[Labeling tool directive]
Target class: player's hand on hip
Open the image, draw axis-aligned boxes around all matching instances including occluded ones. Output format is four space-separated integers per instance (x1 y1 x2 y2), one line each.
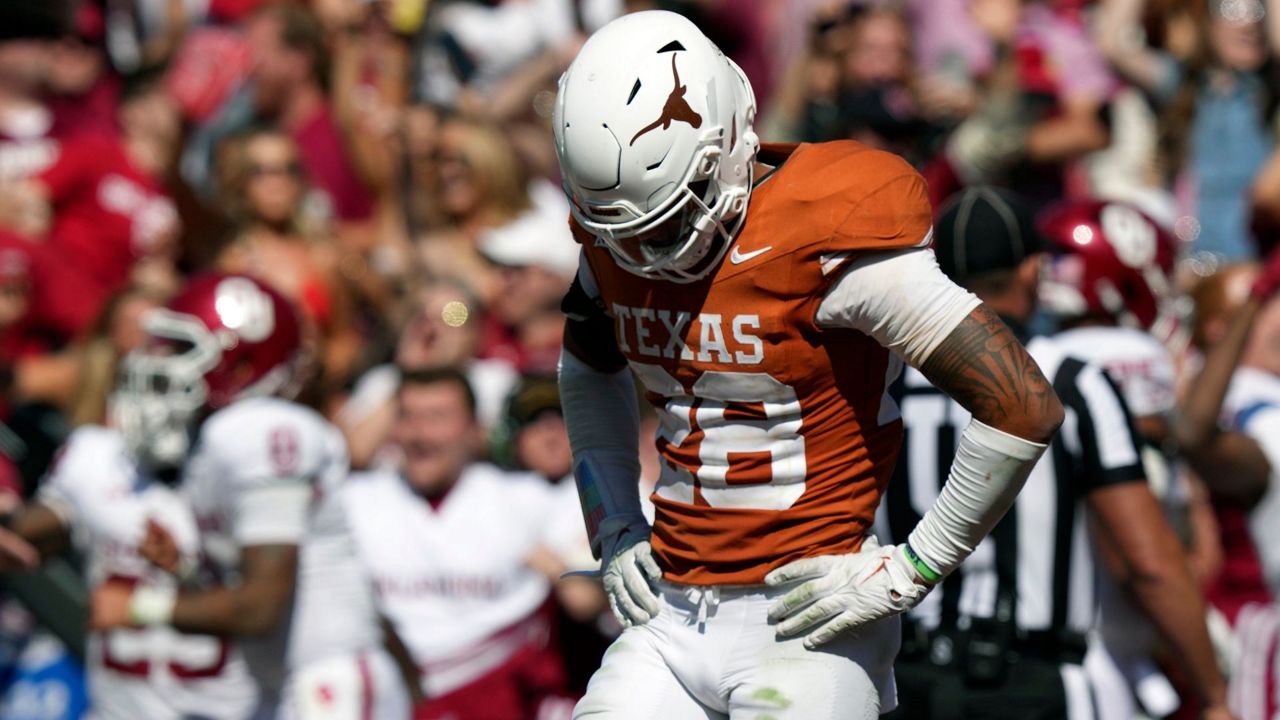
602 536 662 628
765 536 933 649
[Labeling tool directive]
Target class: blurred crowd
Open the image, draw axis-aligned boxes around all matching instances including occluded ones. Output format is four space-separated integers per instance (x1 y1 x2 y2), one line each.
1 0 1280 717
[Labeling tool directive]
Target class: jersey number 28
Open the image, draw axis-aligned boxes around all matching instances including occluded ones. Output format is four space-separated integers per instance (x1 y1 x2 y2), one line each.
632 364 807 511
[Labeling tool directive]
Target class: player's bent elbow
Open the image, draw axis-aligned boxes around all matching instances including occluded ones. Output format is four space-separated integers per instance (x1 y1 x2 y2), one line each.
1013 391 1065 445
1038 393 1066 441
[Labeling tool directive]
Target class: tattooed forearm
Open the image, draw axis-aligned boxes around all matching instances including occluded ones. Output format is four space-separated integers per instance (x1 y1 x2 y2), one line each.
919 304 1063 442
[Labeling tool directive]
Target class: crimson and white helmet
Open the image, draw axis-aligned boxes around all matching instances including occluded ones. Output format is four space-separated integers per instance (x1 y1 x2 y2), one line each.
554 10 760 283
1037 199 1181 339
113 273 305 469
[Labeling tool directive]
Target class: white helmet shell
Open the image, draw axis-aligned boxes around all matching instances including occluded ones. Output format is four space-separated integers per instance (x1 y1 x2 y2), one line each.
554 10 760 282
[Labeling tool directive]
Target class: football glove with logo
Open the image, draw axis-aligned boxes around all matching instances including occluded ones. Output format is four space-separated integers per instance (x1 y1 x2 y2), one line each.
601 527 663 628
765 535 932 649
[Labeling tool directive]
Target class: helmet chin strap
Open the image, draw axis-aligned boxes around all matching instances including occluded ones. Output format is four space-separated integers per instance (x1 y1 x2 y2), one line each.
631 163 754 284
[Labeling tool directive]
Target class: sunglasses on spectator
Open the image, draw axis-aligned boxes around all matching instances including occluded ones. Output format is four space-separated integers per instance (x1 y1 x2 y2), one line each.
247 162 303 179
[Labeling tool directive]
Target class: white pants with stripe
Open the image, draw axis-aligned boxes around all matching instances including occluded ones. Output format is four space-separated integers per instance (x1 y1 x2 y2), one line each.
268 648 410 720
574 580 900 719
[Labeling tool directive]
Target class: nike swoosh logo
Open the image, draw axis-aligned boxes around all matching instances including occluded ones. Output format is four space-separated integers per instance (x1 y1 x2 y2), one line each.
730 246 773 264
859 558 889 586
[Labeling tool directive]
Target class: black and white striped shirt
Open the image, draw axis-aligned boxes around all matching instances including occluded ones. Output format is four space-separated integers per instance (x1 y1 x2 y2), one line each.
876 335 1146 637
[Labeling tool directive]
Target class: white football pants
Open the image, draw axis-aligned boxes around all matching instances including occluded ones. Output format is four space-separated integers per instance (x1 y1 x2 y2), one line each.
574 580 901 719
273 648 411 720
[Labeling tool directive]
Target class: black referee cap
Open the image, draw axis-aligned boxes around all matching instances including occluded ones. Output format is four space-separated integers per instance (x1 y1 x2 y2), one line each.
934 186 1043 283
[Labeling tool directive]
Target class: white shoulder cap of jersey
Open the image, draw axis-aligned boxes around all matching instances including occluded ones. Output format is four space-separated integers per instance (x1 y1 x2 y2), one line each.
38 425 134 527
47 425 130 486
197 396 346 487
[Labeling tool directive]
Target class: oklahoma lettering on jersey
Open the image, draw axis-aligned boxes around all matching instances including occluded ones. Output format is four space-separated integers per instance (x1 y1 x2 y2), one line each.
342 464 556 696
574 140 933 585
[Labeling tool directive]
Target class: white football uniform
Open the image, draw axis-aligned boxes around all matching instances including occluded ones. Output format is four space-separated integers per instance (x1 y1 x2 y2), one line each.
1220 367 1280 720
340 464 554 698
1055 326 1185 720
181 397 408 719
1223 366 1280 594
37 426 259 720
573 582 899 719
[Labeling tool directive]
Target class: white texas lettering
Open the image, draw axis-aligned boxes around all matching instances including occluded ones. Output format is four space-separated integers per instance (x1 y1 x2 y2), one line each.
658 310 693 360
697 313 733 363
733 315 764 365
633 308 660 357
613 304 765 365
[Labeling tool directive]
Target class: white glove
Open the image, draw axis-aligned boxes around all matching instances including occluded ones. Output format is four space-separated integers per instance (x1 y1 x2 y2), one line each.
602 535 662 628
765 536 933 649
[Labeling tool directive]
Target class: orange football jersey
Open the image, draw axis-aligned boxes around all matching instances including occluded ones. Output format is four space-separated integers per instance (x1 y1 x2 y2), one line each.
575 141 933 585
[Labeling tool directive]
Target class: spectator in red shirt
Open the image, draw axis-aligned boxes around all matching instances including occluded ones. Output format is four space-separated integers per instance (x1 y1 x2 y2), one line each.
0 2 63 183
0 68 181 341
45 0 119 139
243 2 374 224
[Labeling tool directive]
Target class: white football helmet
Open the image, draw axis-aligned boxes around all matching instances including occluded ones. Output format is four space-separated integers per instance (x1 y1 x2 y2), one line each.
554 10 760 283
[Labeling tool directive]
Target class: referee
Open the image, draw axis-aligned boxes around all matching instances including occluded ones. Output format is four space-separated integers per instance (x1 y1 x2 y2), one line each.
880 187 1230 720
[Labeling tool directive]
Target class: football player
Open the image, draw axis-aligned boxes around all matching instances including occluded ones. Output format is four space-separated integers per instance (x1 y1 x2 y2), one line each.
1038 200 1229 719
554 11 1064 718
0 430 260 720
1178 248 1280 720
85 273 413 719
1038 199 1184 432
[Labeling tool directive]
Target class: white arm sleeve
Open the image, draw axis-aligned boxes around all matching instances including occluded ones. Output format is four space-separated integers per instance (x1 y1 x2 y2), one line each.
816 248 980 367
233 480 311 546
558 348 647 561
1241 407 1280 590
908 418 1047 579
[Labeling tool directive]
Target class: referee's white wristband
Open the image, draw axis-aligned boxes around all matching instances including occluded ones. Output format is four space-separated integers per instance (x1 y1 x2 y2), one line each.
128 585 177 626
